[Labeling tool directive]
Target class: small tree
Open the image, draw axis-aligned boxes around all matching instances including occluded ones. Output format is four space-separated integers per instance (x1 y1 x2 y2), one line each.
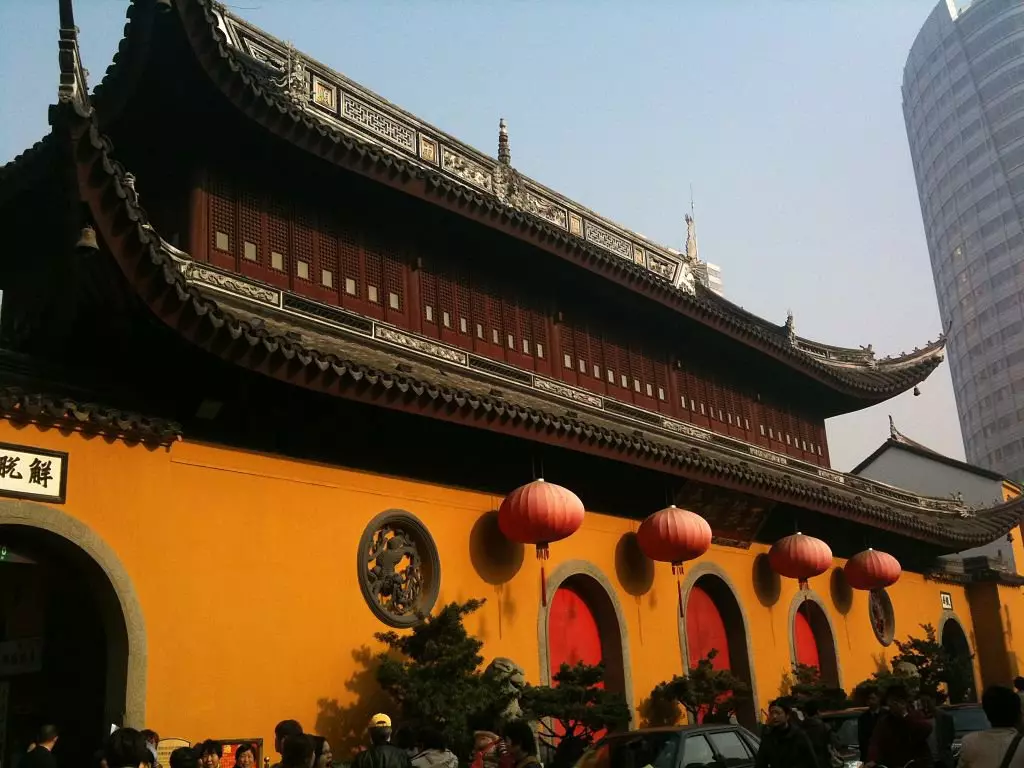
521 662 630 768
850 624 975 703
783 663 850 711
891 623 974 701
645 650 750 725
375 599 509 760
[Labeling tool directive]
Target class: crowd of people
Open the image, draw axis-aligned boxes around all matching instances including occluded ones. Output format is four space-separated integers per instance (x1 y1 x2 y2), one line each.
15 712 541 768
755 682 1024 768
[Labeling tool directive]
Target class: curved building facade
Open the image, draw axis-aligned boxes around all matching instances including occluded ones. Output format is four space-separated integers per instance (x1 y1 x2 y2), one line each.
904 0 1024 480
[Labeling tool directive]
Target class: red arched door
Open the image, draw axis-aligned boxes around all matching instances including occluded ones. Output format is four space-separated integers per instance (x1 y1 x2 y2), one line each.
794 604 820 669
549 582 603 675
685 584 732 671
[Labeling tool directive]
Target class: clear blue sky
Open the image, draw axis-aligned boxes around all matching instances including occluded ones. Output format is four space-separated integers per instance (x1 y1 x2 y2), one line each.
0 0 956 471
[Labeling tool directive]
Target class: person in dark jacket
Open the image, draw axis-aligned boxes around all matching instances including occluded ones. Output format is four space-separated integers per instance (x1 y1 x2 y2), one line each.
867 684 933 768
350 714 411 768
859 686 885 763
921 694 955 768
802 700 839 768
22 725 59 768
755 699 821 768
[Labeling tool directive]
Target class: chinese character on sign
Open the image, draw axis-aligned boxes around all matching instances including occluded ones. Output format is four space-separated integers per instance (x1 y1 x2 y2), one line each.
28 459 52 488
940 592 953 611
0 456 22 480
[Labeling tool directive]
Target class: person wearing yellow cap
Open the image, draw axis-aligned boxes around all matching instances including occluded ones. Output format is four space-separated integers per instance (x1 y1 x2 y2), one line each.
350 714 410 768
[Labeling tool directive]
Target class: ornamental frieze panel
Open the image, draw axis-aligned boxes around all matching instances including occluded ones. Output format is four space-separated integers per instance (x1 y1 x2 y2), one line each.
178 261 281 307
441 148 493 192
533 377 603 408
375 326 468 366
584 221 633 261
342 94 417 152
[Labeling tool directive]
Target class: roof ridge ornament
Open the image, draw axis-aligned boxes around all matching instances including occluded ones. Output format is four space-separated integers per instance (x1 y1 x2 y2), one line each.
498 118 510 166
271 42 309 109
684 213 698 263
785 311 796 345
56 0 92 116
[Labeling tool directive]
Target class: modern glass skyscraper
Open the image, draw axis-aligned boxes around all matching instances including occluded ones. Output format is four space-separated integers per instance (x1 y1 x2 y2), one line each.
903 0 1024 480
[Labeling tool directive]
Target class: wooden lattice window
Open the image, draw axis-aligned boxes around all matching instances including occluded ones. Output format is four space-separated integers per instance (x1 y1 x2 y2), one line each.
317 210 338 289
238 185 261 264
420 268 438 324
363 240 383 305
293 205 315 283
486 292 503 346
518 303 533 355
266 195 290 273
471 284 488 340
456 270 471 335
383 245 404 312
559 325 575 369
208 173 235 256
339 222 360 297
531 310 547 358
502 301 517 350
438 269 456 328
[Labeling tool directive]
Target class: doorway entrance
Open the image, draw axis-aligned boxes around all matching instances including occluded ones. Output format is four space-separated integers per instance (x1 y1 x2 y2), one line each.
0 523 131 767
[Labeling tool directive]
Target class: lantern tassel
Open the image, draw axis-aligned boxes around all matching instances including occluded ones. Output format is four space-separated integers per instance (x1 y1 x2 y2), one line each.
538 544 550 607
673 562 684 618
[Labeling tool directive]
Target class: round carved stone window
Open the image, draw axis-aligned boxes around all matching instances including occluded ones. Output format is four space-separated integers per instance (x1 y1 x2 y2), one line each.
357 509 441 628
869 588 895 646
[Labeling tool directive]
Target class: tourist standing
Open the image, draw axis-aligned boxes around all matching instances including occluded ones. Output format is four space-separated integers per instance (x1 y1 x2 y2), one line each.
310 737 333 768
866 685 933 768
234 743 257 768
858 686 884 763
920 695 955 768
800 700 838 768
349 714 411 768
410 728 457 768
141 731 161 768
273 722 304 768
754 700 819 768
958 686 1024 767
23 726 59 768
169 747 198 768
197 741 222 768
103 728 154 768
280 736 315 768
500 722 540 768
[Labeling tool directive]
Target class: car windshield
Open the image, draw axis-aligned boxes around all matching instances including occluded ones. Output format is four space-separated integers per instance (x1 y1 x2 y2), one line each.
823 715 860 747
573 731 681 768
949 707 990 736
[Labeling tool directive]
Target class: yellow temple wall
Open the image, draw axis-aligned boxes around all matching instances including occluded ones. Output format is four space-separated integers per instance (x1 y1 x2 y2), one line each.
0 422 999 757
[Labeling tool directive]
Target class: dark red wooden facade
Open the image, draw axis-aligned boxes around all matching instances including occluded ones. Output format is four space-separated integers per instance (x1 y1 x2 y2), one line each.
188 169 831 467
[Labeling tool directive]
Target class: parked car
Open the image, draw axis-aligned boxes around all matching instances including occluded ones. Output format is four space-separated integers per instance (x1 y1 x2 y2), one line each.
821 707 866 766
572 724 762 768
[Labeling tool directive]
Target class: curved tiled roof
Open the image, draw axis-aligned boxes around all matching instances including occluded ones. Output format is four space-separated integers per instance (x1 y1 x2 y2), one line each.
0 0 947 405
0 387 181 446
37 31 1023 552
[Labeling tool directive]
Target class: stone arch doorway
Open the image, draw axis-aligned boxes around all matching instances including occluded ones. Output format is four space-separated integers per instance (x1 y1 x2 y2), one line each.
538 561 634 717
680 567 758 728
0 500 146 767
789 593 841 688
940 615 975 702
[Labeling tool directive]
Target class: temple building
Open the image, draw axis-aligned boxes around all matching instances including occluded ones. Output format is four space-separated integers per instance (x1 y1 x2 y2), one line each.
2 1 1024 764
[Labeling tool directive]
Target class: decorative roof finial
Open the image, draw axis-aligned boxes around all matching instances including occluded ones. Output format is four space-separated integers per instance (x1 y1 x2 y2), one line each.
684 214 698 263
785 310 795 338
888 414 897 438
684 185 699 263
498 118 511 166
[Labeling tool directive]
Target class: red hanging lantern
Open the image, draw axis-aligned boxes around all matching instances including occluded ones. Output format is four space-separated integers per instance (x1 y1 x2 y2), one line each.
844 548 901 591
769 532 832 591
636 505 712 617
498 478 585 606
